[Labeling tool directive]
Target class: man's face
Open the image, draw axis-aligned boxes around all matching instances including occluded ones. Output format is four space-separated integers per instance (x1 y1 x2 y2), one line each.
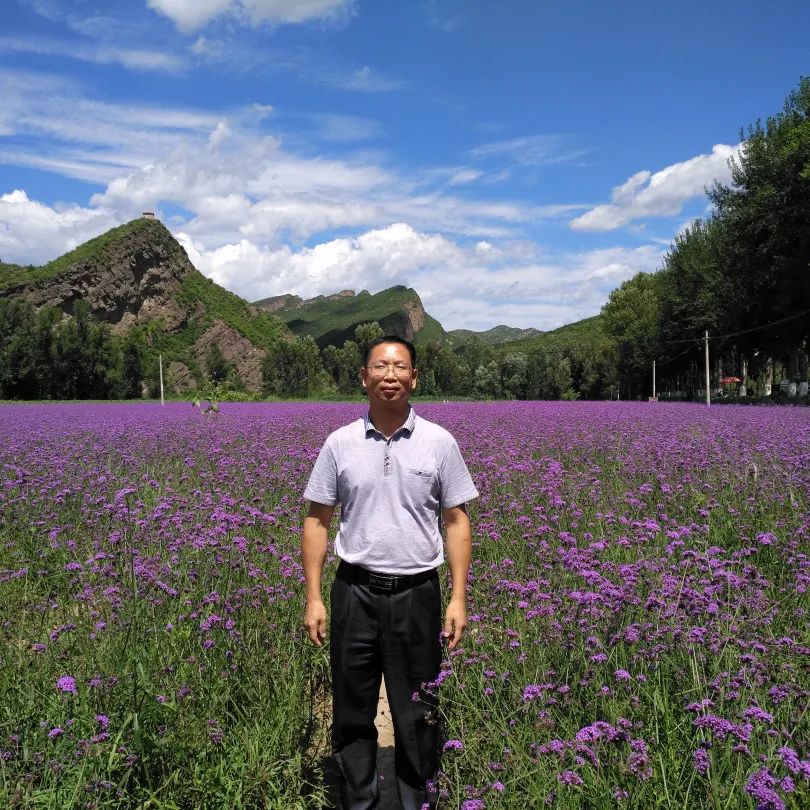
360 342 418 404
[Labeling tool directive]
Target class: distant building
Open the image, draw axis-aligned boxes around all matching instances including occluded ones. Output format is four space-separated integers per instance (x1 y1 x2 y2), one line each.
142 211 156 219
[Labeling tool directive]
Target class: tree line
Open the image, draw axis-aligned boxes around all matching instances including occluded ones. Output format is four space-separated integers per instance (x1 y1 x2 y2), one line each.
0 299 617 402
601 77 810 400
0 298 149 400
260 321 618 400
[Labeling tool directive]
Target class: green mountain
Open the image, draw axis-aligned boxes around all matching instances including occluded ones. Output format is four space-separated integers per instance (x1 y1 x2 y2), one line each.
0 217 286 392
489 315 606 355
447 324 543 345
255 285 446 348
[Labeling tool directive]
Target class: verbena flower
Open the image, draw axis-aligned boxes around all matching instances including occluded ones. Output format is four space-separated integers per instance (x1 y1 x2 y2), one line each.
56 675 77 695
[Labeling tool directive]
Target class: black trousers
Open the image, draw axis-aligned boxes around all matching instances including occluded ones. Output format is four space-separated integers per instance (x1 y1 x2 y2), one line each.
330 562 442 810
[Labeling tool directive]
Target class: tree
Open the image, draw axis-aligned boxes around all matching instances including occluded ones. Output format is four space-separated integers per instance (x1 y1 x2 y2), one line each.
353 322 385 364
473 361 502 399
0 299 39 398
500 353 528 399
323 340 362 395
601 271 663 397
262 335 325 397
708 76 810 361
526 345 574 399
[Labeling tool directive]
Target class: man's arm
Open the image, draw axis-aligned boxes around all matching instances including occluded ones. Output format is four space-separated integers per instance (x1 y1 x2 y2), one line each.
302 501 335 647
442 503 472 651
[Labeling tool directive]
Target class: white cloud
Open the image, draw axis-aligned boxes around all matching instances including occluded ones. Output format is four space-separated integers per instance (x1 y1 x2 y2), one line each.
331 65 408 93
569 144 741 231
146 0 354 33
0 69 668 331
469 134 590 167
178 223 665 330
299 113 382 142
449 169 483 185
0 180 665 330
0 36 186 72
0 190 117 265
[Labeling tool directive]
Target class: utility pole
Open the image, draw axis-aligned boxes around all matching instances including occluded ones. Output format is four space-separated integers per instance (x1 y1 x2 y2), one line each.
704 331 710 406
652 360 656 399
159 353 165 406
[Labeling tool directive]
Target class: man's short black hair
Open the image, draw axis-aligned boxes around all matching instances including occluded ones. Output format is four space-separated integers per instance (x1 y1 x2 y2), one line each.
363 335 417 368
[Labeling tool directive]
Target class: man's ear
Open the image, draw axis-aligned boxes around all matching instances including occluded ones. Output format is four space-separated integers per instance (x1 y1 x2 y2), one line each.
359 367 369 390
410 369 419 391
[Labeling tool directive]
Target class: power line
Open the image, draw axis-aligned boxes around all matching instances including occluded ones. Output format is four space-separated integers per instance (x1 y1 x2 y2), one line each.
655 340 702 367
710 306 810 340
657 306 810 346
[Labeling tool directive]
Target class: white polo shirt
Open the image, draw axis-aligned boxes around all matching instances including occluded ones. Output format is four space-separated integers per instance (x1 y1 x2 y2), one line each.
304 408 479 575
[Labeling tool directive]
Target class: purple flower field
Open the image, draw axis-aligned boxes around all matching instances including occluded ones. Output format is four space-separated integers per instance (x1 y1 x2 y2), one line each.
1 401 808 808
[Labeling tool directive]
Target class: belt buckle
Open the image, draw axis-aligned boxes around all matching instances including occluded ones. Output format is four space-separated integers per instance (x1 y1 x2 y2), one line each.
369 572 396 592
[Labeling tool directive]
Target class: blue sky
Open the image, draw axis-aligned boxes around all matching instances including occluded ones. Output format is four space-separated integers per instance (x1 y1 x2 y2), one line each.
1 0 807 330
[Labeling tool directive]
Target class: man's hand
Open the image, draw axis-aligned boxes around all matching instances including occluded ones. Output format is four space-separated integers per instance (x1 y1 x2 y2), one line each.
443 597 467 650
301 501 334 647
304 599 327 647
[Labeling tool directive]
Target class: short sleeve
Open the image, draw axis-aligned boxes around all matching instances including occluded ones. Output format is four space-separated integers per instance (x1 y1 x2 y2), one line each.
438 439 479 508
303 442 339 506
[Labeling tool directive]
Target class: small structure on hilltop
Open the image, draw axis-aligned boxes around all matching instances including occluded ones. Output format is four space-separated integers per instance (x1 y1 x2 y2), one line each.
142 211 156 220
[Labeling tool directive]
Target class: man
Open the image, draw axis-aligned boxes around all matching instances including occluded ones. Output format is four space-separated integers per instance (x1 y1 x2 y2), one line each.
301 335 478 810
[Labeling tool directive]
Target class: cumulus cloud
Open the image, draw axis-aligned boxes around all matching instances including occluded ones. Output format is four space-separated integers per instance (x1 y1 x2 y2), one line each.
177 223 664 330
569 143 741 231
146 0 354 33
0 190 117 265
1 178 665 330
0 68 668 331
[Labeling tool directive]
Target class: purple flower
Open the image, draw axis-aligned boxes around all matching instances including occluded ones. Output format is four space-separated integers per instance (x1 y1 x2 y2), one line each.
522 684 544 701
56 675 77 695
745 768 785 810
48 727 63 739
443 739 464 752
743 706 774 724
693 748 710 776
614 669 631 681
557 770 584 787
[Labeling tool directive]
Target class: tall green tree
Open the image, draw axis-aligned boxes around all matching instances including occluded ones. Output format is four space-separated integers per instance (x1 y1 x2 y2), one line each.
262 335 325 397
708 76 810 360
323 339 362 395
601 271 663 396
353 322 385 364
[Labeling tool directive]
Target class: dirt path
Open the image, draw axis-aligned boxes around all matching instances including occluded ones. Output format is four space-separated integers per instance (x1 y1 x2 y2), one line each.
375 681 398 809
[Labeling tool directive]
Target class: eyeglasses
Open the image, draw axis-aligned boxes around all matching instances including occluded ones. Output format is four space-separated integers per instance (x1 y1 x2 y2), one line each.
366 362 413 377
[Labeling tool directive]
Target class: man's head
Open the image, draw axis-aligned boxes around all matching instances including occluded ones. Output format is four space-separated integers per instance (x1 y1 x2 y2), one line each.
360 336 418 403
362 335 416 368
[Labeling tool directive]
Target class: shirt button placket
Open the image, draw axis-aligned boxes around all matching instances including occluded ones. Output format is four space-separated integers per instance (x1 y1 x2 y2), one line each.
384 437 392 477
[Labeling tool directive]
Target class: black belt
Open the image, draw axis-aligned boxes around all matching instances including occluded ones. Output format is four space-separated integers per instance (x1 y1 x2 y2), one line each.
338 561 437 593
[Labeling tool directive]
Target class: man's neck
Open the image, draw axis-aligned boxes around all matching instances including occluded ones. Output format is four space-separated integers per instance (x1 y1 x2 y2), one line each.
368 403 410 439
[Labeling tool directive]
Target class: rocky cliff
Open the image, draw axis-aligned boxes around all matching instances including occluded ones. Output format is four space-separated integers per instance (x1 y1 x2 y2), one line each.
2 219 194 332
256 285 445 347
0 218 285 393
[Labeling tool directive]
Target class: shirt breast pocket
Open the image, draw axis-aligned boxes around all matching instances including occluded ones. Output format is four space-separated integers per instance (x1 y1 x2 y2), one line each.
405 466 438 502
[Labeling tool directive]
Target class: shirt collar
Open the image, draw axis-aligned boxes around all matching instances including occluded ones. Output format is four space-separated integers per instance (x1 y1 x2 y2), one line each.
364 406 416 438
